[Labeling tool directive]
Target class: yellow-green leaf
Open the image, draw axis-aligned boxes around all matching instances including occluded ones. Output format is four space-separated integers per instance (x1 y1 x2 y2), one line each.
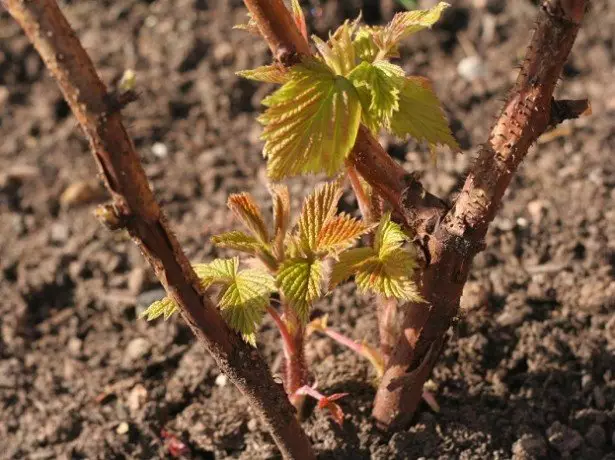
237 65 289 84
329 246 375 289
329 213 420 301
376 2 450 57
259 58 362 180
348 60 404 133
313 20 356 76
211 231 264 256
140 297 178 321
374 211 409 258
297 181 343 253
227 193 270 244
354 252 420 301
353 26 381 63
193 258 238 289
389 76 459 154
218 268 275 346
277 258 323 322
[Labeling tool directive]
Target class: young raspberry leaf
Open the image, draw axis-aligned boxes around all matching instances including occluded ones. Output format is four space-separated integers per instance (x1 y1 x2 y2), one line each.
194 257 238 287
328 246 375 289
211 231 264 256
219 268 276 346
329 213 420 301
140 296 178 321
312 20 356 76
297 181 343 253
234 12 260 36
389 76 460 155
236 65 289 84
227 193 270 245
259 58 362 180
290 0 308 41
375 2 450 58
270 183 291 260
352 26 382 63
348 61 405 133
277 258 323 322
194 258 275 345
317 213 373 254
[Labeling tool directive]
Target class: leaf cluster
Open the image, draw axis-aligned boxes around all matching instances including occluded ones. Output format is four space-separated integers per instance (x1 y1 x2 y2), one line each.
141 181 419 344
238 1 459 180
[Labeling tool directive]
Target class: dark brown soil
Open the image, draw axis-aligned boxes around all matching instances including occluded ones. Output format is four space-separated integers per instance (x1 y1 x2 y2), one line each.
1 1 614 459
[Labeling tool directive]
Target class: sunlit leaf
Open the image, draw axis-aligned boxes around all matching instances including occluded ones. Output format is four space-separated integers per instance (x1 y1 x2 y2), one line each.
211 231 264 256
259 58 362 180
317 214 372 254
218 268 276 345
329 213 420 300
375 2 450 58
389 76 459 155
140 297 178 321
277 258 323 322
297 181 343 253
313 20 356 76
348 60 404 133
193 258 238 288
227 193 270 244
329 246 375 289
352 26 381 63
270 183 291 259
236 64 289 84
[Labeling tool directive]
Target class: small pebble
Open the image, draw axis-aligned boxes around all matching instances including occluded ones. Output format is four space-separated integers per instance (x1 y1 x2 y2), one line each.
151 142 169 158
116 422 130 435
128 384 148 414
125 337 151 362
215 373 228 387
67 337 82 357
50 223 69 244
457 55 487 81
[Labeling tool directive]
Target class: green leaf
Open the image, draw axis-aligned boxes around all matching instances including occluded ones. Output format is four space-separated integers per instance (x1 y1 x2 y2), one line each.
376 2 450 58
259 58 362 180
352 26 381 63
211 231 264 256
140 296 179 321
237 65 289 84
218 268 276 345
329 213 420 301
389 76 459 154
193 257 238 289
354 251 420 301
348 61 404 133
227 193 270 244
329 246 375 289
297 181 343 253
312 20 356 76
277 258 323 322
